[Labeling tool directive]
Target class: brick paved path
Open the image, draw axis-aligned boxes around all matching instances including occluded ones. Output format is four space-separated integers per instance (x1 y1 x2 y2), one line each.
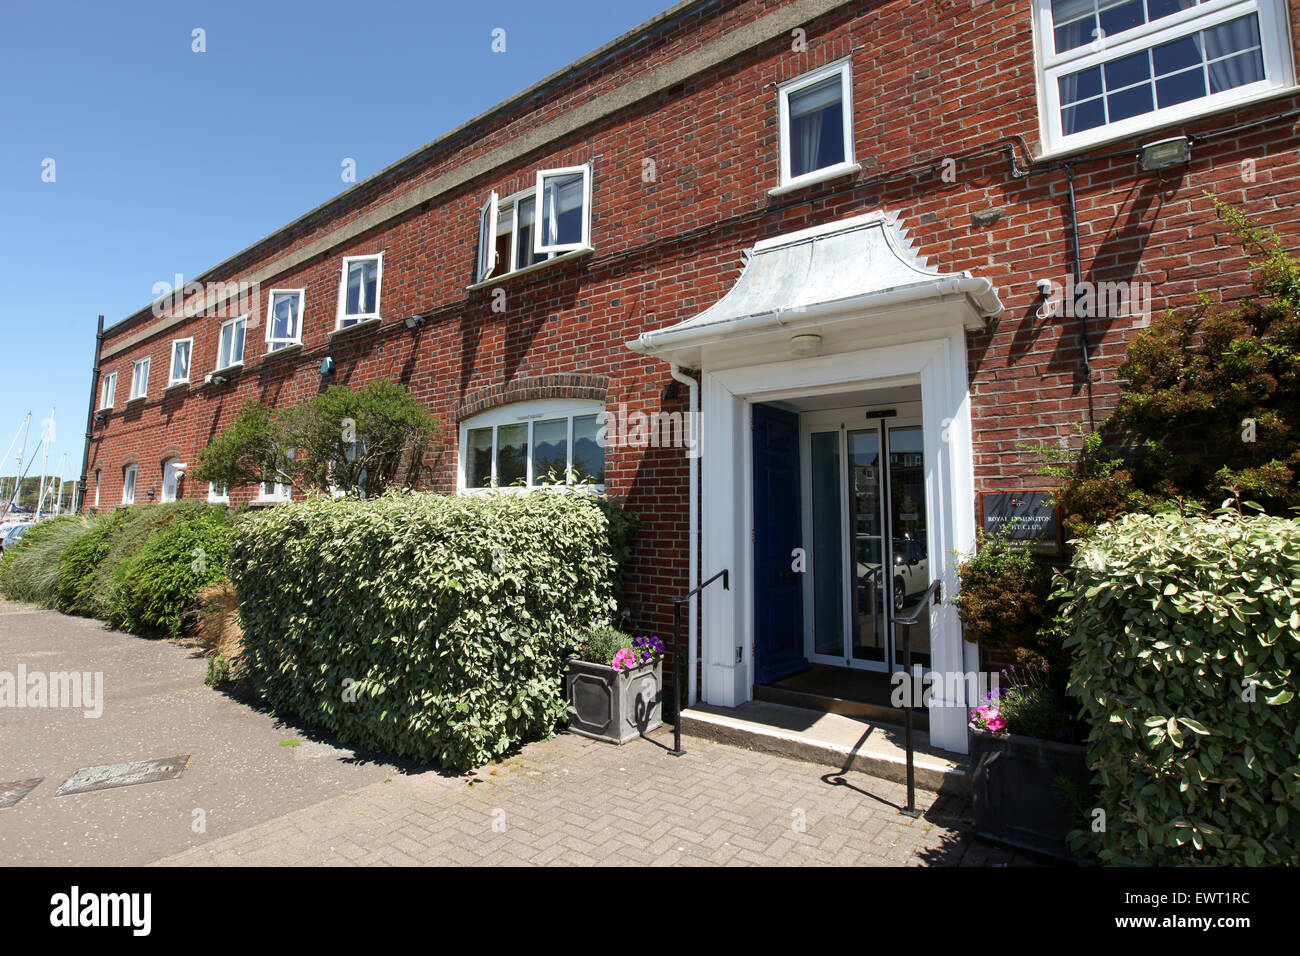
156 728 1045 867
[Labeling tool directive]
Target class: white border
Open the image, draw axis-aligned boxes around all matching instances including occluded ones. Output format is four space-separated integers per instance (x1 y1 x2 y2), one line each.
337 253 384 329
533 164 593 255
775 60 856 191
265 289 305 352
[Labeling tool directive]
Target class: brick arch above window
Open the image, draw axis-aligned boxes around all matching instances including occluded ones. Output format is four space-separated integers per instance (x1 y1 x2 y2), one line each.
158 445 184 465
455 373 609 422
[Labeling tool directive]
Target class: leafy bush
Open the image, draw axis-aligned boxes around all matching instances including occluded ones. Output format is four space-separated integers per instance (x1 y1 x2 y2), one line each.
0 516 99 605
193 381 441 497
107 507 233 637
1060 507 1300 864
230 490 618 770
953 529 1053 661
1030 202 1300 534
55 513 122 616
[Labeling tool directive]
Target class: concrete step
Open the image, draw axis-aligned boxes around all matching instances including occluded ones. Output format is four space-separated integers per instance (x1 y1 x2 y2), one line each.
679 700 969 797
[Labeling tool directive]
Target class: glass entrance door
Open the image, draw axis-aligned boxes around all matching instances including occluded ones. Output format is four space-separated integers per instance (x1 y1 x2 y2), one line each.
807 415 931 672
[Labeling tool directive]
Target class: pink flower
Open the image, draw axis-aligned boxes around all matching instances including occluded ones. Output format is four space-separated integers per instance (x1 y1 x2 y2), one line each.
986 714 1007 733
611 648 638 671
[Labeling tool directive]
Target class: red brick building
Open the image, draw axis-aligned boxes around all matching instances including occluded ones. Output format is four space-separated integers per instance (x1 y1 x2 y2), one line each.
81 0 1300 752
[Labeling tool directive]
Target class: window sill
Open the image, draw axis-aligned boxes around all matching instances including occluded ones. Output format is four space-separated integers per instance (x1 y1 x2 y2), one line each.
248 497 290 508
207 363 244 381
126 395 147 404
331 317 382 336
768 162 862 197
165 380 190 391
264 342 303 359
1036 84 1300 163
466 246 594 291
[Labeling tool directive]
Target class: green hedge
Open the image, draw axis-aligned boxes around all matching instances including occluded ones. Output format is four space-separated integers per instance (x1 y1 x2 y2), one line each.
0 515 98 605
229 490 618 770
1 502 234 639
1061 509 1300 864
107 508 233 637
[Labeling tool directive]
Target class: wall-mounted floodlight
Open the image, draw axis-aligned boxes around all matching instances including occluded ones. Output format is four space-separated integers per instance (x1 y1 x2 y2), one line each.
1140 136 1191 172
320 356 335 376
404 314 425 329
206 373 229 386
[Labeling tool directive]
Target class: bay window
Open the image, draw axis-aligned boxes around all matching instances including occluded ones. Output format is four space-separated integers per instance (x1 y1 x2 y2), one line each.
460 400 606 491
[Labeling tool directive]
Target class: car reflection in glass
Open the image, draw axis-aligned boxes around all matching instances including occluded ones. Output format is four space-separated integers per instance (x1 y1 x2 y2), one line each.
855 536 928 612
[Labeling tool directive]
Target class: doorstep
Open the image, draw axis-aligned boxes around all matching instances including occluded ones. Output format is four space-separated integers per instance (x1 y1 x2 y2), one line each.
678 700 969 798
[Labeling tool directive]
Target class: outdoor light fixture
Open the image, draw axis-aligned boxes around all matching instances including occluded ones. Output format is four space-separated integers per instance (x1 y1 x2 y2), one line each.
320 356 335 376
790 333 822 358
404 314 425 329
1139 136 1191 172
205 373 229 386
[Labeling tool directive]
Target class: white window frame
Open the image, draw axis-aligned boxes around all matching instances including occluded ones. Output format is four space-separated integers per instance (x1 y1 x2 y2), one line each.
458 399 606 493
161 457 181 503
216 315 247 372
336 254 383 329
129 358 150 400
1033 0 1297 156
169 338 193 386
477 191 499 283
257 448 294 503
775 60 857 192
122 465 136 505
265 289 305 352
93 469 101 508
98 372 117 410
533 165 593 256
207 481 230 504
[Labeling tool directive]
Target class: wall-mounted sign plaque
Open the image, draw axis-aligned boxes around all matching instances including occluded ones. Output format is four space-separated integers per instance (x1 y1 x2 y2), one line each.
979 490 1062 555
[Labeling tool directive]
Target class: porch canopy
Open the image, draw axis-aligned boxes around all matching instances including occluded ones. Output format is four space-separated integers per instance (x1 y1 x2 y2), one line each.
627 211 1003 366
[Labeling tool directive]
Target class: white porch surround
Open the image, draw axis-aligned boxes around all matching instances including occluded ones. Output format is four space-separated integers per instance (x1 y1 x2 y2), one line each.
627 211 1003 754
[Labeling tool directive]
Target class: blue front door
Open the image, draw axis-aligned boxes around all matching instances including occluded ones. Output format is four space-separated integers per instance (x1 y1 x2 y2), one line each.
752 403 808 684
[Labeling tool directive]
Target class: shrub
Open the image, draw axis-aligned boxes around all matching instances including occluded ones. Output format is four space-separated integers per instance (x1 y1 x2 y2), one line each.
953 529 1053 661
0 516 98 605
230 490 618 770
55 513 122 616
1060 507 1300 865
107 507 234 637
1029 203 1300 534
193 581 243 670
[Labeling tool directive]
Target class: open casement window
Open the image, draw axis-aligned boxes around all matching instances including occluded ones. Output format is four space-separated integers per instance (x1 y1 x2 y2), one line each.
1034 0 1296 153
217 316 246 370
161 458 181 502
777 61 855 187
169 339 192 385
266 290 304 351
460 399 606 492
122 465 136 505
99 372 117 410
338 254 382 328
533 165 592 256
129 358 150 400
477 191 499 283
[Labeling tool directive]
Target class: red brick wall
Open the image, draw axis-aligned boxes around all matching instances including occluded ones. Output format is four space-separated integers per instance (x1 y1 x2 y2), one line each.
87 0 1300 637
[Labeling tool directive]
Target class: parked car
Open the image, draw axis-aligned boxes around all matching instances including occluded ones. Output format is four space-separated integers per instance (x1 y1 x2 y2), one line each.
0 522 31 555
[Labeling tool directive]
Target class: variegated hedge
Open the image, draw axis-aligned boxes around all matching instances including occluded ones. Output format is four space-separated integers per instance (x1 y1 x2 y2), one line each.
229 490 619 770
1061 508 1300 864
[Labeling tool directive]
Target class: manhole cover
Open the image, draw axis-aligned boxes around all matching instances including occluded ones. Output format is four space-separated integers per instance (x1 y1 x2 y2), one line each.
54 756 191 797
0 778 42 809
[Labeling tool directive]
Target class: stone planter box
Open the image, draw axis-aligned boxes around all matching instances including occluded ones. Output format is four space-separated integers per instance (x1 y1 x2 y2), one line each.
969 724 1092 861
566 658 662 744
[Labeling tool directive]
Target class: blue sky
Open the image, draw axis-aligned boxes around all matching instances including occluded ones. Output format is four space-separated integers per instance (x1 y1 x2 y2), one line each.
0 0 672 487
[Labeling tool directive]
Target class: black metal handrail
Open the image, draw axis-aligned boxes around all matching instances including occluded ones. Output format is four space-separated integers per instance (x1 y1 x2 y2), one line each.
895 578 942 816
668 568 729 757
